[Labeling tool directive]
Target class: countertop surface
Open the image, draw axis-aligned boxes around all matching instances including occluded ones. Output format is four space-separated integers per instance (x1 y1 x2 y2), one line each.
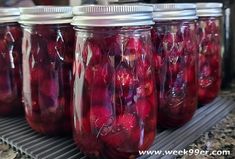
179 110 235 159
1 93 235 159
0 143 26 159
178 88 235 159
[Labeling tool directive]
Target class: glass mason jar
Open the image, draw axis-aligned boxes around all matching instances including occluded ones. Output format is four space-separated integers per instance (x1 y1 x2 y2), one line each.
72 5 157 159
196 3 223 105
0 8 23 116
152 4 198 128
19 7 75 135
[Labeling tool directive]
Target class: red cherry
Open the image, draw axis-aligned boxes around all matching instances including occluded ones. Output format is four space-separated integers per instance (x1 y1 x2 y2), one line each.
198 88 207 101
206 43 219 55
135 58 152 80
85 59 113 87
168 47 183 67
169 62 180 75
123 37 144 61
105 35 121 56
130 127 141 147
183 25 191 39
175 30 184 44
38 94 59 115
117 113 136 133
164 101 182 116
125 37 143 55
74 133 101 156
115 63 136 103
0 39 7 52
148 118 157 130
153 54 162 70
205 21 218 34
163 32 173 52
200 37 210 52
35 25 57 40
184 40 197 54
212 33 221 45
89 87 111 105
115 64 135 88
211 53 221 69
75 117 91 133
39 79 59 97
184 53 195 66
47 42 57 60
47 41 65 61
199 76 213 88
31 100 40 113
89 106 113 129
101 129 126 149
201 65 212 77
30 67 44 84
82 39 103 65
199 54 206 68
135 99 151 120
184 67 195 83
30 35 48 62
136 80 154 97
183 98 197 114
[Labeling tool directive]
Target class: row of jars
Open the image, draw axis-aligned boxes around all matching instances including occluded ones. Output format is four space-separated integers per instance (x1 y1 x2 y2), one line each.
0 3 223 159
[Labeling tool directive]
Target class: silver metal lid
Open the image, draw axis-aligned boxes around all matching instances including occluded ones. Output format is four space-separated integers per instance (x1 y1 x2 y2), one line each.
19 6 73 24
152 3 197 21
72 5 154 27
196 3 223 17
0 8 20 23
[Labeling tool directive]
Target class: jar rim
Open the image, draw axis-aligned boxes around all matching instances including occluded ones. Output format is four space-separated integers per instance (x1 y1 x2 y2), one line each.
151 3 197 21
196 3 223 17
0 8 20 23
72 5 154 27
19 6 73 24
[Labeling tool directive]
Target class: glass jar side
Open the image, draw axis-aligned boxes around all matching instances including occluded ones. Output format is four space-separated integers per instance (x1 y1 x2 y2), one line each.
0 22 23 116
22 24 75 135
152 20 198 128
73 26 157 159
197 16 222 105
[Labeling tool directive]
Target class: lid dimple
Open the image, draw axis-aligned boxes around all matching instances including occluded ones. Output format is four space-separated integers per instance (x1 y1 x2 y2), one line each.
72 5 154 27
